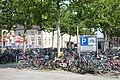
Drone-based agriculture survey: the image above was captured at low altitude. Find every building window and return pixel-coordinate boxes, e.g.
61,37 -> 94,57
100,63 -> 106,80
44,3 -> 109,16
38,31 -> 41,35
49,39 -> 50,44
38,39 -> 41,45
32,42 -> 34,45
31,37 -> 34,47
18,32 -> 21,36
31,31 -> 34,35
45,39 -> 46,45
38,37 -> 41,45
31,37 -> 34,41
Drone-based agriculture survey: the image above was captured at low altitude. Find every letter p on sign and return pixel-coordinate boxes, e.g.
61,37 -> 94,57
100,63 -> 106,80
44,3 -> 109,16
82,38 -> 86,45
80,37 -> 88,46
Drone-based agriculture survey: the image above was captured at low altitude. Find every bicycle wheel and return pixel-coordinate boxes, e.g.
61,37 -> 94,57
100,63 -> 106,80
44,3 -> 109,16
17,60 -> 28,69
70,62 -> 78,73
97,63 -> 111,75
103,63 -> 111,73
54,60 -> 61,70
32,60 -> 41,70
79,62 -> 87,74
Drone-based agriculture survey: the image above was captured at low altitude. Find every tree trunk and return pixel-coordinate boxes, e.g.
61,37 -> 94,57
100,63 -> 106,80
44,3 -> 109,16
107,35 -> 110,50
68,34 -> 72,48
56,0 -> 60,56
23,31 -> 26,53
104,32 -> 108,51
0,29 -> 1,40
52,29 -> 54,49
104,33 -> 106,51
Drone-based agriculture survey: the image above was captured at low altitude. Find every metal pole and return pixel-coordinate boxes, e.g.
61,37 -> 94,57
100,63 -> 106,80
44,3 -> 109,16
77,24 -> 79,53
96,36 -> 98,58
61,36 -> 63,48
1,30 -> 3,53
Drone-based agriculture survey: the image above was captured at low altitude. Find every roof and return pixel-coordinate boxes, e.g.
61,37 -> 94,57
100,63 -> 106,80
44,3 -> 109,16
14,25 -> 40,30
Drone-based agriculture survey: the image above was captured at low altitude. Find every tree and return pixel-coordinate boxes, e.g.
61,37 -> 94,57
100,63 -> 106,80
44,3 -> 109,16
13,0 -> 35,52
67,0 -> 120,50
13,0 -> 62,52
0,0 -> 18,52
41,0 -> 69,55
0,0 -> 16,41
90,0 -> 120,50
41,1 -> 57,49
60,7 -> 76,48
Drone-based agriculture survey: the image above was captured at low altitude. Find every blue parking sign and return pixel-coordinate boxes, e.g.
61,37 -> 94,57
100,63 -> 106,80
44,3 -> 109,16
80,37 -> 88,46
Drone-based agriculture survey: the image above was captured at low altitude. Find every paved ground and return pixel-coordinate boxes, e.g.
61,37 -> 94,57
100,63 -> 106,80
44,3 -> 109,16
0,63 -> 119,80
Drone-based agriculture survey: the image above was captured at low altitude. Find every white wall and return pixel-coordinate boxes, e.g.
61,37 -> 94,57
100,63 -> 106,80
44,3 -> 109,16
40,31 -> 75,48
9,29 -> 76,49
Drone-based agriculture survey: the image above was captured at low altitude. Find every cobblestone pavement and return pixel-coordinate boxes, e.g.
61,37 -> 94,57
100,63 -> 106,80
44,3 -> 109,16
0,63 -> 119,80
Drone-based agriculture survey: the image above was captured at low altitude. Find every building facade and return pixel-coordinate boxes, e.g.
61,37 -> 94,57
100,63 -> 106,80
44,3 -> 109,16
13,25 -> 76,49
1,26 -> 108,50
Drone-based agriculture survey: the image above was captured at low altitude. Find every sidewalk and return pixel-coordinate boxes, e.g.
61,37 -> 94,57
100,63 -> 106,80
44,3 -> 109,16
0,63 -> 16,68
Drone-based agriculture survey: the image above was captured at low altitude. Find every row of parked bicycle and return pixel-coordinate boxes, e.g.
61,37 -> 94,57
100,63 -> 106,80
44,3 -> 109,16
15,48 -> 120,74
0,49 -> 17,64
0,48 -> 120,74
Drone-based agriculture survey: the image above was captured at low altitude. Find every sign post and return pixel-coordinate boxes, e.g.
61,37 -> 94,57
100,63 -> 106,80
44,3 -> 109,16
79,35 -> 97,53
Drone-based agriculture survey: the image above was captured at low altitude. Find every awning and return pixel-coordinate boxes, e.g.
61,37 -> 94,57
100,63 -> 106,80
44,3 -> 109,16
3,39 -> 8,42
15,39 -> 28,43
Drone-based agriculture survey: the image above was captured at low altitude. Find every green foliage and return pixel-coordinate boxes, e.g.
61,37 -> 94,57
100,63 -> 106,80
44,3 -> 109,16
0,0 -> 15,31
13,0 -> 35,32
94,0 -> 120,37
0,0 -> 120,37
67,0 -> 120,36
60,7 -> 76,36
42,1 -> 57,32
